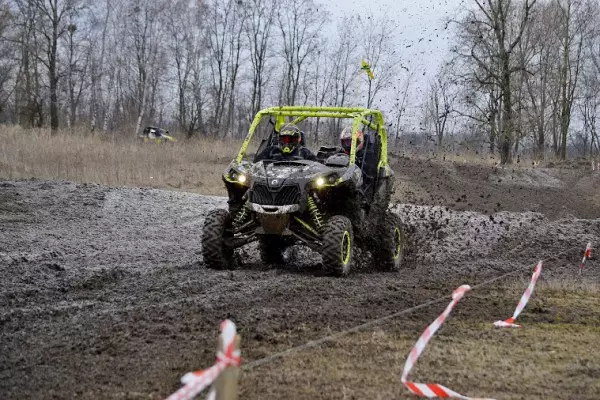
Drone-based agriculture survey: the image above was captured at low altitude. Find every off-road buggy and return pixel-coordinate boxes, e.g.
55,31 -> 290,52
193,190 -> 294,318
202,106 -> 406,276
139,126 -> 176,143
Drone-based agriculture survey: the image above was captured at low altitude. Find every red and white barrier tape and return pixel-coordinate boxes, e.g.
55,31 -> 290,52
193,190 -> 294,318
166,320 -> 240,400
494,261 -> 542,328
401,285 -> 493,399
580,242 -> 592,274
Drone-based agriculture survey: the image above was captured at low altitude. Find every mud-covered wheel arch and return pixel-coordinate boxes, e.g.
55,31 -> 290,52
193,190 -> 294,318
372,211 -> 406,271
371,176 -> 394,214
259,235 -> 286,264
201,209 -> 234,270
321,215 -> 354,276
368,176 -> 394,231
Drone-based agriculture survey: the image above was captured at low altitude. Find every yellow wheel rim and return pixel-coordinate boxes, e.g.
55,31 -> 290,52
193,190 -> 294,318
341,231 -> 351,265
393,227 -> 402,260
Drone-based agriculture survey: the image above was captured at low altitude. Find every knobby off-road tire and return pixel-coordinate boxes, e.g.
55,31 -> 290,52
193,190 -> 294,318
202,209 -> 234,270
373,211 -> 406,271
259,235 -> 286,264
321,215 -> 354,276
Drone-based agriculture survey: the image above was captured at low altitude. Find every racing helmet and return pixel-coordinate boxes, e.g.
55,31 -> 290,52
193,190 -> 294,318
340,126 -> 364,154
278,123 -> 302,154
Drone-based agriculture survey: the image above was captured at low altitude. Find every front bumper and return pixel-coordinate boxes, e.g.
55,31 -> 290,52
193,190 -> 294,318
248,203 -> 299,214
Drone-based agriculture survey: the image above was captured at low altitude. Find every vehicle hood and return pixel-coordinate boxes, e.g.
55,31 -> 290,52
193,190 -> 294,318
250,160 -> 336,186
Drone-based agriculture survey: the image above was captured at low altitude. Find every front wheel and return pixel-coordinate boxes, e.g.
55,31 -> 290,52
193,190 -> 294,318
202,209 -> 234,270
321,215 -> 354,276
372,211 -> 406,271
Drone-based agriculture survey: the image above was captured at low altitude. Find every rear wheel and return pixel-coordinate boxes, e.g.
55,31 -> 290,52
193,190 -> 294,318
373,211 -> 406,271
259,235 -> 286,264
321,215 -> 354,276
202,209 -> 234,270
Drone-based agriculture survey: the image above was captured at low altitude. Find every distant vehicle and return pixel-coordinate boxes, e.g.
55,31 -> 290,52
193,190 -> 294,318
139,126 -> 176,143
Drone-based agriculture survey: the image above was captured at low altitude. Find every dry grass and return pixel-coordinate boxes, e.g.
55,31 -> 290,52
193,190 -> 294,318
4,125 -> 582,198
241,283 -> 600,400
0,125 -> 245,195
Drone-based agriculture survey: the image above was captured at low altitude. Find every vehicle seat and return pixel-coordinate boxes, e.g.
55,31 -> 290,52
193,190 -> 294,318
359,133 -> 380,197
360,134 -> 380,172
317,146 -> 339,163
299,130 -> 308,148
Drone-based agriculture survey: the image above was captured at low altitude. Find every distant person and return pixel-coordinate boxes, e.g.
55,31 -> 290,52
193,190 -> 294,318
255,123 -> 317,162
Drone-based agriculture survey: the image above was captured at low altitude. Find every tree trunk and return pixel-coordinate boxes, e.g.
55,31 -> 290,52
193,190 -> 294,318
135,89 -> 146,138
49,32 -> 59,133
500,57 -> 513,164
537,123 -> 545,160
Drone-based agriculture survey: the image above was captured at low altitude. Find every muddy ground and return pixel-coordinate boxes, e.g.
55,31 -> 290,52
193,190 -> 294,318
1,158 -> 599,399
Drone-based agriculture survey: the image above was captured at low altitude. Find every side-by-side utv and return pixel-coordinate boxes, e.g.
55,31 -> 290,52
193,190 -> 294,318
202,106 -> 406,276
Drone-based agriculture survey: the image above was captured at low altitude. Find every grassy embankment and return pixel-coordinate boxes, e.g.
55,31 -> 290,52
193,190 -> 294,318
0,126 -> 241,196
1,125 -> 520,196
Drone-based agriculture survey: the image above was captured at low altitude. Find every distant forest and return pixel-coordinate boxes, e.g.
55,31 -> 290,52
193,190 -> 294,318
1,0 -> 599,163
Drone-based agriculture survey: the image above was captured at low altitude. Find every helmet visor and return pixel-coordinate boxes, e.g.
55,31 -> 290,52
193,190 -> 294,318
341,138 -> 352,150
279,135 -> 295,144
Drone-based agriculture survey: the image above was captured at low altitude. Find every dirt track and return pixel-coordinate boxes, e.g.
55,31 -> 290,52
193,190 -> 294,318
1,159 -> 599,399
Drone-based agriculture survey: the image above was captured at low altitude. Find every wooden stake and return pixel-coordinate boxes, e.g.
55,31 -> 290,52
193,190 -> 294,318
213,333 -> 241,400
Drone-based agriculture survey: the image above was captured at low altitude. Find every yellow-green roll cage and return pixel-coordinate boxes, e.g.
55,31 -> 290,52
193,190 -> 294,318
236,106 -> 390,171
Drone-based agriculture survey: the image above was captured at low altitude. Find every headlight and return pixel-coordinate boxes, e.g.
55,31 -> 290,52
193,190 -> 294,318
315,173 -> 338,188
228,169 -> 249,185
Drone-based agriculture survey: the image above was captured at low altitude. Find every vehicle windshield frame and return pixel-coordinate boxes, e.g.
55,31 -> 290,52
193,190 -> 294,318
236,106 -> 389,170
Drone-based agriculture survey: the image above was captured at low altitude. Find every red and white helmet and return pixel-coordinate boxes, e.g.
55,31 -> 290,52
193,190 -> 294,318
340,126 -> 364,154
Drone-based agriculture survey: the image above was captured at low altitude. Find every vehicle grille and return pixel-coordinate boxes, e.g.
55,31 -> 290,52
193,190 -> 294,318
250,183 -> 301,206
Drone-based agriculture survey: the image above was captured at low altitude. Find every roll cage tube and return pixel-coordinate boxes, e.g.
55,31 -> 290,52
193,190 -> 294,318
236,106 -> 389,169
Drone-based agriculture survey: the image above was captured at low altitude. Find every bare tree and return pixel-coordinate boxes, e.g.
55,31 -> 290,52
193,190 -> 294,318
0,2 -> 15,120
63,19 -> 89,129
330,16 -> 359,109
167,1 -> 198,136
390,70 -> 413,143
453,0 -> 537,164
276,0 -> 326,105
88,0 -> 111,132
423,72 -> 455,147
555,0 -> 595,159
205,0 -> 246,134
9,0 -> 45,127
581,7 -> 600,159
245,0 -> 277,118
124,0 -> 165,137
518,1 -> 560,160
33,0 -> 80,133
360,14 -> 397,109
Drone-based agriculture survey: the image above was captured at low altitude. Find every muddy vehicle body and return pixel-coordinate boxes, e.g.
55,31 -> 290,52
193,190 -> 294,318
202,106 -> 406,276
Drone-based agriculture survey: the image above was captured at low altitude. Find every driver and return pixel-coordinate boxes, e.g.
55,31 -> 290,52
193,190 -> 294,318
255,123 -> 317,162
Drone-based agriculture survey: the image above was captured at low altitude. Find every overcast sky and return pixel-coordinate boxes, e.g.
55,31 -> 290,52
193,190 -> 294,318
327,0 -> 464,82
324,0 -> 466,126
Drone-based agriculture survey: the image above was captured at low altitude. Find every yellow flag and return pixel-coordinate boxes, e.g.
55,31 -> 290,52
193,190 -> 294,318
361,59 -> 375,80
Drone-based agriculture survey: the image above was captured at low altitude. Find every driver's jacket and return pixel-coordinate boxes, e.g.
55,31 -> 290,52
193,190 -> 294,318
254,145 -> 318,162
